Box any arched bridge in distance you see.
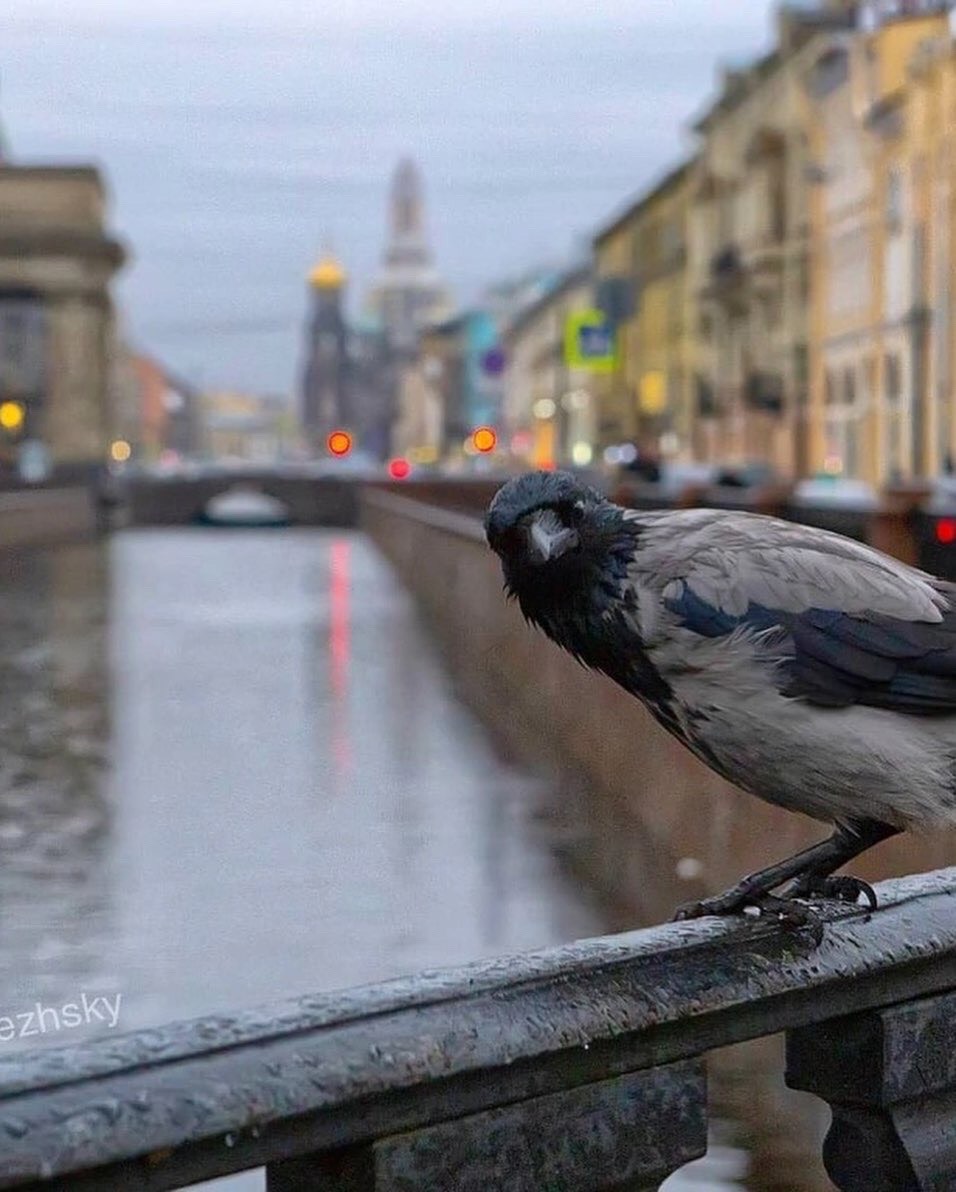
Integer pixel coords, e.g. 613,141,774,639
124,468,363,528
122,468,504,529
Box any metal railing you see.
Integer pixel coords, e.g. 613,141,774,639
1,870,955,1190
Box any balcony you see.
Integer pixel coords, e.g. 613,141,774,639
710,244,744,281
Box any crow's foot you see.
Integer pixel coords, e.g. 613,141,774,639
672,889,817,928
787,873,878,910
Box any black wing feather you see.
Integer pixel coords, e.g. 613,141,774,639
665,582,956,714
782,607,956,712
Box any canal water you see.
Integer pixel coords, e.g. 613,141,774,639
0,530,820,1190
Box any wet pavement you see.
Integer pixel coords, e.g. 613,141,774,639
0,530,756,1189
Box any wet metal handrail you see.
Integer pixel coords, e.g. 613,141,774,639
1,870,955,1190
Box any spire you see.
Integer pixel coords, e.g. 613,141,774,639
368,157,452,353
385,157,431,269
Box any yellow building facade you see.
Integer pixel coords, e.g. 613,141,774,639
502,266,594,469
593,163,694,460
806,5,951,484
592,218,636,449
907,17,956,477
688,8,840,478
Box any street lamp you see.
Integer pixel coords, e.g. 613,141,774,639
0,401,25,432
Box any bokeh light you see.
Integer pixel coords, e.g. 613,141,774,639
472,426,497,454
327,430,352,457
0,401,25,431
936,518,956,545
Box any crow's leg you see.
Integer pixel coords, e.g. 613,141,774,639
672,820,900,922
786,820,900,907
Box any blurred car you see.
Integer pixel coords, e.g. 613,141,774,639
923,475,956,514
789,475,879,545
791,476,878,510
657,462,718,496
915,477,956,577
713,461,779,489
611,461,716,510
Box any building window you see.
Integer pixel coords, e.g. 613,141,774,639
843,367,856,407
884,351,903,480
0,293,46,408
885,352,901,403
886,168,903,233
864,356,877,405
661,220,682,267
770,169,787,243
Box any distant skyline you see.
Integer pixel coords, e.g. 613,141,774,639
0,2,777,393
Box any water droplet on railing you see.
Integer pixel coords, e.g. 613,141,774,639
2,1117,27,1138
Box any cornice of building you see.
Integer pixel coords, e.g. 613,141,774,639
0,164,104,184
594,158,694,248
0,229,126,268
502,264,591,343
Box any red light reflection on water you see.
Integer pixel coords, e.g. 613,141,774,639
329,539,352,773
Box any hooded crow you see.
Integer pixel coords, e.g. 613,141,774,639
485,470,956,922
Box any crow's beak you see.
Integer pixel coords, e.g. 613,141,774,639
525,510,579,564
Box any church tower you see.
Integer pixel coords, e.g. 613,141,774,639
300,252,349,452
367,158,452,354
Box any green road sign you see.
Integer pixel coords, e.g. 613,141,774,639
564,309,617,372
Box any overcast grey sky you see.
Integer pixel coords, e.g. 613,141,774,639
1,1,777,393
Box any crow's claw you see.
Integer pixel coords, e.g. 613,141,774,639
789,873,878,910
672,890,820,932
672,893,750,921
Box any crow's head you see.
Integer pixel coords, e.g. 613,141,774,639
484,471,632,620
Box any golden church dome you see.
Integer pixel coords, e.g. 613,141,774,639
309,254,347,289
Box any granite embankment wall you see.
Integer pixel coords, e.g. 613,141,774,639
0,487,96,549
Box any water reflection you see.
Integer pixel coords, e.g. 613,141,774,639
0,531,824,1190
326,537,351,776
0,544,115,1014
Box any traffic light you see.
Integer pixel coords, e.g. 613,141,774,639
388,457,411,480
472,426,497,454
327,430,352,457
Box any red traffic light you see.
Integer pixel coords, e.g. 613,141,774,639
388,457,411,480
327,430,352,457
472,426,497,454
936,517,956,545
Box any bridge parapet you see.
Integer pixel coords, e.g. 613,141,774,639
1,870,955,1190
125,471,361,527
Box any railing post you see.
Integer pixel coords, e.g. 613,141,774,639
786,990,956,1191
266,1059,707,1192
